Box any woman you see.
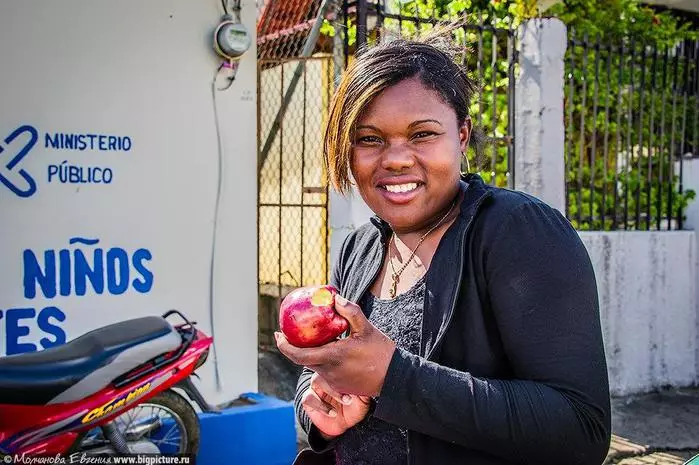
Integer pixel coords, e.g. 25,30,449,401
275,27,611,465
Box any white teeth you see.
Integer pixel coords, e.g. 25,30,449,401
384,183,418,193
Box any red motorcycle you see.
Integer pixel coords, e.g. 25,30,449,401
0,310,216,457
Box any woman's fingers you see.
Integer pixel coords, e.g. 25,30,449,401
311,373,353,406
302,389,338,417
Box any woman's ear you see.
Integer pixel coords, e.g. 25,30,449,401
459,117,472,153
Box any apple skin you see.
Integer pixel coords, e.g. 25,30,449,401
279,285,349,348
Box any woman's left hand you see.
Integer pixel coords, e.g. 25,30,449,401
275,295,397,398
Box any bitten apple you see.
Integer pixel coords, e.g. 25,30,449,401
279,285,349,348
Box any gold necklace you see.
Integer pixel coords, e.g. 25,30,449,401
388,198,457,298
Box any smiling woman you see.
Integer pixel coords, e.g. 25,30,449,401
276,23,612,465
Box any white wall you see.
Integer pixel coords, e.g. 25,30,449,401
580,232,697,395
0,0,258,404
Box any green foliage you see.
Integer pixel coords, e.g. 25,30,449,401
558,0,698,229
321,0,698,229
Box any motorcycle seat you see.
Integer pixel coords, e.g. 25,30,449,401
0,316,182,406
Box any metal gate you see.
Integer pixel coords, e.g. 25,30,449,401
257,56,334,346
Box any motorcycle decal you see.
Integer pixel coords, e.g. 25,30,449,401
2,370,174,452
74,371,174,429
80,382,152,424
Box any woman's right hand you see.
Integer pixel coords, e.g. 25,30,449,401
302,372,372,439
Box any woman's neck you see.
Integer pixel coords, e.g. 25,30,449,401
391,188,463,250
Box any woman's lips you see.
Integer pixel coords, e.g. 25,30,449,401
377,183,424,205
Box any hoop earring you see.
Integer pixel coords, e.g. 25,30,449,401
462,151,471,173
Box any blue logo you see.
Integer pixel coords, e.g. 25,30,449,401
0,125,38,198
685,454,699,465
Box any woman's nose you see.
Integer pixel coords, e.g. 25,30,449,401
380,145,415,171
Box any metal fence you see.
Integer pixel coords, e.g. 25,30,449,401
565,33,699,231
257,56,334,344
342,0,517,187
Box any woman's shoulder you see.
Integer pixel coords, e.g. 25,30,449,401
462,173,560,220
473,183,578,245
459,173,572,240
483,186,557,216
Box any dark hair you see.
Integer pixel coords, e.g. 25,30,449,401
323,23,485,194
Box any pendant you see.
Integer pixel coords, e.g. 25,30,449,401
389,273,398,299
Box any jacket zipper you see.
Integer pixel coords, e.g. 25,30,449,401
425,191,492,361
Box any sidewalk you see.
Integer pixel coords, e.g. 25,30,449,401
605,387,699,464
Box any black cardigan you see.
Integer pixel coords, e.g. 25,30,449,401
293,173,611,465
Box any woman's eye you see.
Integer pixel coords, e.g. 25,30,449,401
357,136,382,144
412,131,437,140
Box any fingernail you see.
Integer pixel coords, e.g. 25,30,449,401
328,409,337,418
342,395,352,405
335,295,348,306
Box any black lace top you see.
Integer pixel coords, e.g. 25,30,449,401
334,275,426,465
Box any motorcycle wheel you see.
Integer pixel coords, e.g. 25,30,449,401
74,389,201,456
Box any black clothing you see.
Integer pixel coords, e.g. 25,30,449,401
293,174,611,465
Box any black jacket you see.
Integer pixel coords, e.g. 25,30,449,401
293,173,611,465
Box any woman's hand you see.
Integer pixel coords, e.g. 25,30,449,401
275,295,396,397
302,372,372,439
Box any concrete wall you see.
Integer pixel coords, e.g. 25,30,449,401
580,232,697,395
0,0,258,404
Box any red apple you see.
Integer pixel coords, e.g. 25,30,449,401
279,285,349,348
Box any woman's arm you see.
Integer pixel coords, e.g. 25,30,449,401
372,199,611,465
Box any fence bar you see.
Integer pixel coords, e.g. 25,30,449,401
278,64,284,297
678,41,691,230
377,0,386,37
590,35,601,228
260,202,326,207
635,41,647,228
300,62,307,286
578,34,589,228
602,41,612,229
491,32,498,185
669,44,680,230
647,44,658,230
256,63,262,303
477,14,484,133
625,38,636,229
566,28,576,220
507,28,516,188
325,57,331,282
357,0,368,48
613,41,624,230
658,47,669,230
343,0,350,67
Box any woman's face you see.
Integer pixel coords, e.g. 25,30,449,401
351,76,470,234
